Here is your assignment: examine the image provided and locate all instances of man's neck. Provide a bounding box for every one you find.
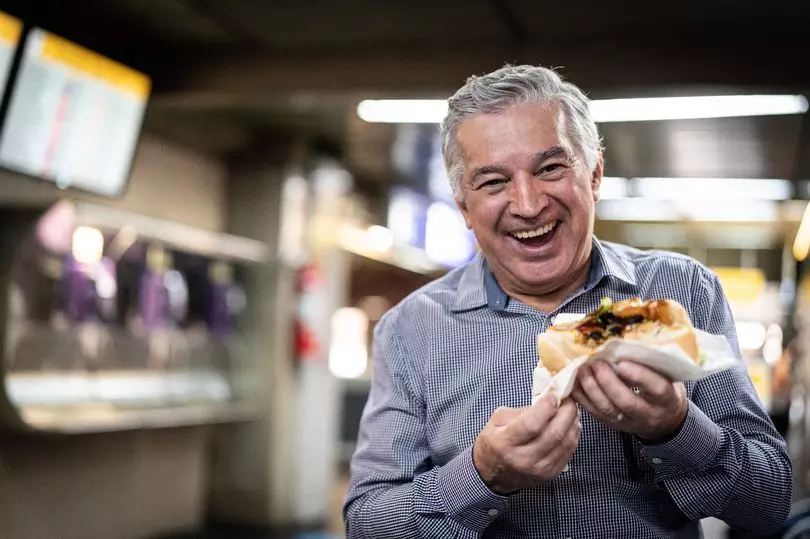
[497,258,592,314]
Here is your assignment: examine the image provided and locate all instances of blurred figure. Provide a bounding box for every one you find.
[343,65,792,538]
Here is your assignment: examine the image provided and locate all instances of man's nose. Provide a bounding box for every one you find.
[509,173,548,219]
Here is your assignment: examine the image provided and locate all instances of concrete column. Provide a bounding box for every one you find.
[290,159,353,525]
[211,139,351,529]
[208,137,305,527]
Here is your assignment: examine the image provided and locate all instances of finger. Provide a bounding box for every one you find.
[571,385,599,416]
[614,361,673,402]
[577,361,621,418]
[592,361,643,416]
[535,399,579,450]
[572,386,608,422]
[491,406,524,427]
[533,416,581,476]
[503,393,559,445]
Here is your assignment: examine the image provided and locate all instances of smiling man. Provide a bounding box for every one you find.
[343,65,792,538]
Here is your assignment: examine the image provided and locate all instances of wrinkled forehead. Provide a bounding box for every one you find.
[455,102,575,167]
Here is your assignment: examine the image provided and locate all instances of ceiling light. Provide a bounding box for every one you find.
[620,224,777,249]
[357,99,448,124]
[596,200,682,221]
[598,177,628,200]
[589,95,808,122]
[597,199,779,222]
[634,177,792,201]
[357,94,808,124]
[681,201,779,222]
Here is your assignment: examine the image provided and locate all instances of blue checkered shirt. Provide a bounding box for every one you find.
[344,239,792,538]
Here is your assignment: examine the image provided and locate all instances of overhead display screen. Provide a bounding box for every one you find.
[0,11,21,93]
[0,28,151,197]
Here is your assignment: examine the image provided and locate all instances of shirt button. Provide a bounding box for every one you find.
[651,457,663,465]
[562,464,570,472]
[487,508,499,517]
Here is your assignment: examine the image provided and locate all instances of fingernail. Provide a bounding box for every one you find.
[547,392,559,408]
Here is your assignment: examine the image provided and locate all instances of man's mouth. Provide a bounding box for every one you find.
[510,220,559,241]
[507,220,561,250]
[512,221,559,240]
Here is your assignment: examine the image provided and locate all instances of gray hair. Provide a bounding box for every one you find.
[440,64,603,201]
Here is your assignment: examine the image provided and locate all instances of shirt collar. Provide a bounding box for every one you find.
[451,238,637,313]
[589,238,637,289]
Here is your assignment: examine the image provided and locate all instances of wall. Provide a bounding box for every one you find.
[0,133,228,539]
[0,427,211,539]
[0,134,227,232]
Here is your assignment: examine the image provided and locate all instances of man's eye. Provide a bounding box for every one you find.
[481,178,507,188]
[538,164,564,175]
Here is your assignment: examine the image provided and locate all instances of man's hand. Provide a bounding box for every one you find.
[572,361,687,442]
[472,394,581,495]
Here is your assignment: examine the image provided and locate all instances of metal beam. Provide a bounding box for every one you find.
[152,41,810,100]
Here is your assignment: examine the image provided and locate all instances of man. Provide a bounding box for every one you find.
[343,65,792,538]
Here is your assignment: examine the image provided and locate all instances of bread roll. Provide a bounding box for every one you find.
[536,298,700,373]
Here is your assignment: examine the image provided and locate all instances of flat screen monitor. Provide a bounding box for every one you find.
[0,28,151,197]
[0,11,21,94]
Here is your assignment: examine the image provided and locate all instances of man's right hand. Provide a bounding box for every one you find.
[472,394,581,495]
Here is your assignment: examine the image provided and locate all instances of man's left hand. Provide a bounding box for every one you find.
[571,360,687,442]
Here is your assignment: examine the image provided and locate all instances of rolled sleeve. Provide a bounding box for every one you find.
[641,400,722,480]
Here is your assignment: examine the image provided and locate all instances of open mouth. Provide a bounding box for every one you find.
[510,220,560,248]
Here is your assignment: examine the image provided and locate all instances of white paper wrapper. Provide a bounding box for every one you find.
[531,327,738,404]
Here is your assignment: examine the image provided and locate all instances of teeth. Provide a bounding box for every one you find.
[513,221,557,239]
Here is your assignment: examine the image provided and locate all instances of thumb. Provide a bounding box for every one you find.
[491,406,525,427]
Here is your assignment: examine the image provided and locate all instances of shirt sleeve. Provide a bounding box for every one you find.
[639,265,793,535]
[343,311,509,538]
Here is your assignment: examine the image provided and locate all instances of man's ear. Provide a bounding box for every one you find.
[456,197,473,229]
[591,154,604,203]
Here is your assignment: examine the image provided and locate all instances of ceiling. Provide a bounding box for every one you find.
[2,0,809,191]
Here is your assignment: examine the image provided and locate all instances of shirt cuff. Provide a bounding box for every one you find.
[434,446,510,532]
[640,400,723,480]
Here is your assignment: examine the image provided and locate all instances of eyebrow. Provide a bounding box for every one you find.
[470,145,572,181]
[533,145,571,165]
[471,164,510,179]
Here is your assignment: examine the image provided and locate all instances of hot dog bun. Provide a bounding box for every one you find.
[536,297,700,374]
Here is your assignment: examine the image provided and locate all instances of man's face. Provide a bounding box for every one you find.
[456,101,602,295]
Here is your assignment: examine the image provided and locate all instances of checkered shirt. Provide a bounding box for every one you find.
[344,239,792,538]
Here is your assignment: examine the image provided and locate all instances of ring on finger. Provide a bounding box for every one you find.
[613,412,624,422]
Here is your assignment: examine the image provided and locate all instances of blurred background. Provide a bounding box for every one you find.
[0,1,807,538]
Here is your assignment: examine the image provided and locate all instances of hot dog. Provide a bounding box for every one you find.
[537,297,701,375]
